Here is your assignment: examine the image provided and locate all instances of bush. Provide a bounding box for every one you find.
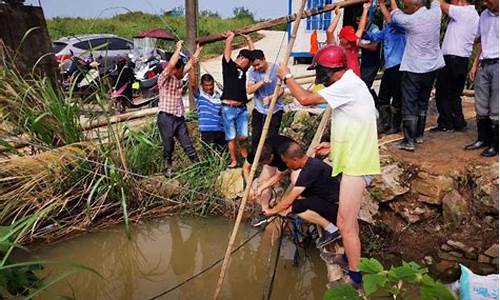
[233,6,255,20]
[324,258,457,300]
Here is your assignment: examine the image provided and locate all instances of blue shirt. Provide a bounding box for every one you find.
[361,24,382,67]
[195,89,224,132]
[364,22,406,69]
[247,63,284,114]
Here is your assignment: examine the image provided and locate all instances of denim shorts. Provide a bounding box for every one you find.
[221,105,249,140]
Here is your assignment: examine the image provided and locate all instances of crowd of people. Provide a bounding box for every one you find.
[154,0,498,289]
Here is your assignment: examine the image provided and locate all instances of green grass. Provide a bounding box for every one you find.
[0,49,84,148]
[47,12,261,57]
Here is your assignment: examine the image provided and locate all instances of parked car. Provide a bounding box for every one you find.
[53,34,134,68]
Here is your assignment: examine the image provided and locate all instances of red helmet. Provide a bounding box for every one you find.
[307,44,347,70]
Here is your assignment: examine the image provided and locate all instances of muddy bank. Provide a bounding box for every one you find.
[361,118,498,281]
[218,114,499,282]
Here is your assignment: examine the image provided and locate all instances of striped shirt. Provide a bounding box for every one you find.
[158,72,184,117]
[195,89,224,132]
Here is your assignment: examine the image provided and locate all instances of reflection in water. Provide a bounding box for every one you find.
[17,217,328,300]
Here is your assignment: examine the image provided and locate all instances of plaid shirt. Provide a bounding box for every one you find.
[158,72,184,117]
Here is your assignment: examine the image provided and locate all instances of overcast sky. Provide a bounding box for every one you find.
[25,0,288,19]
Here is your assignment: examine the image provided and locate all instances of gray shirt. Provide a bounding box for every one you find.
[442,5,479,57]
[478,9,499,60]
[391,0,445,73]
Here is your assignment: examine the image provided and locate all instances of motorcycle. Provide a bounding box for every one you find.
[110,53,189,113]
[110,55,162,113]
[60,54,113,97]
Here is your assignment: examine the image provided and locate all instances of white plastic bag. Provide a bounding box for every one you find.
[460,264,499,300]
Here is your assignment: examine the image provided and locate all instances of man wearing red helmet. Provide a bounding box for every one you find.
[278,44,380,289]
[326,3,371,77]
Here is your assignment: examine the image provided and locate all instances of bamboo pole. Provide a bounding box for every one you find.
[197,0,367,44]
[185,0,198,112]
[80,107,158,130]
[306,107,332,156]
[212,1,308,299]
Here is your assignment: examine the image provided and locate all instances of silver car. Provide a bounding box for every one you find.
[53,34,134,67]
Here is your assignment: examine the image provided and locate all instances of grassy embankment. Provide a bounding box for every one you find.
[46,11,266,58]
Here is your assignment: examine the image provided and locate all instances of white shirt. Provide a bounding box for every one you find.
[442,5,479,57]
[478,9,499,59]
[317,70,380,176]
[318,70,376,113]
[391,0,446,73]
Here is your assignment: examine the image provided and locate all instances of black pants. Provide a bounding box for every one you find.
[291,196,339,225]
[157,112,198,165]
[378,65,402,109]
[200,131,226,151]
[251,109,283,152]
[401,71,437,118]
[435,55,469,129]
[361,62,381,107]
[361,63,380,88]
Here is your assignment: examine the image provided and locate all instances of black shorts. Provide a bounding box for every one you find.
[291,196,338,225]
[200,131,226,150]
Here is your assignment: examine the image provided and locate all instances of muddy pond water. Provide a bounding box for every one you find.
[21,217,329,300]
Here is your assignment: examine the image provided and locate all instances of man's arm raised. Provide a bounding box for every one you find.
[223,31,235,63]
[162,40,183,76]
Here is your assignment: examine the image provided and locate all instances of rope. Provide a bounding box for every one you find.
[263,218,287,300]
[289,216,306,266]
[146,224,266,300]
[212,2,308,297]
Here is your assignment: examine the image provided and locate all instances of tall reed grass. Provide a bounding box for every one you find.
[0,43,83,148]
[0,34,231,243]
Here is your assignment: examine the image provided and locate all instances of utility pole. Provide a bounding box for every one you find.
[185,0,198,112]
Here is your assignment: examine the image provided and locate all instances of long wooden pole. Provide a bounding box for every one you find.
[306,108,332,156]
[212,1,308,299]
[197,0,367,44]
[185,0,198,112]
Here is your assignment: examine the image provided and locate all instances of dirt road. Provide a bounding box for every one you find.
[199,30,314,85]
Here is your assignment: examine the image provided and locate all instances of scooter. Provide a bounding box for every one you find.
[110,55,161,113]
[110,53,190,113]
[61,54,109,96]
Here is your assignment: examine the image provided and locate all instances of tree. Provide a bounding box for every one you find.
[233,6,254,20]
[200,9,220,17]
[164,6,184,17]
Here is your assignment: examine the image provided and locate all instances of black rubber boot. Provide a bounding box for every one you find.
[415,114,427,144]
[386,106,402,134]
[397,118,417,151]
[465,117,491,150]
[481,121,498,157]
[378,105,391,134]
